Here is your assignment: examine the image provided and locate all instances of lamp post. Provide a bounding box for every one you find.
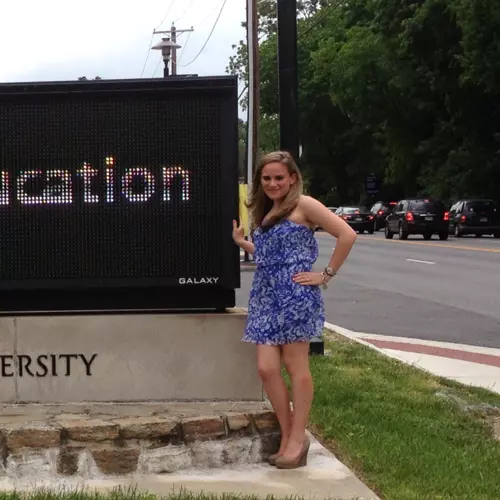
[152,38,182,77]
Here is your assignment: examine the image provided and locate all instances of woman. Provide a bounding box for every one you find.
[232,151,357,469]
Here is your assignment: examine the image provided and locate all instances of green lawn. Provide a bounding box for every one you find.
[0,490,298,500]
[308,331,500,500]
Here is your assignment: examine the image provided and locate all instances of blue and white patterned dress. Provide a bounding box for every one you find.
[242,219,325,345]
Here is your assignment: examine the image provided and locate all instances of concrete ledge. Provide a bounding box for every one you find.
[0,402,280,477]
[0,309,262,403]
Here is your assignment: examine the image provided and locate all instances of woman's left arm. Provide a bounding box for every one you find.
[293,196,357,287]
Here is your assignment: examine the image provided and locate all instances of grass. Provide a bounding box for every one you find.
[0,490,311,500]
[307,331,500,500]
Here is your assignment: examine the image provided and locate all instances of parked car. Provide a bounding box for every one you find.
[448,199,500,238]
[369,201,398,230]
[335,206,375,234]
[385,199,449,240]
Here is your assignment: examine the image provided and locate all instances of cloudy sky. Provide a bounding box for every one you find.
[0,0,245,85]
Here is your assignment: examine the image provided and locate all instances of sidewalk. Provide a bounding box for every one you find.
[326,322,500,395]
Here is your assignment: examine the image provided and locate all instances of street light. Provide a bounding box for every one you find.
[152,38,181,77]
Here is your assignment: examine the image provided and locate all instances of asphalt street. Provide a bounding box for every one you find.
[236,231,500,348]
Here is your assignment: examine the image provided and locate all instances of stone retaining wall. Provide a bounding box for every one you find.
[0,410,280,477]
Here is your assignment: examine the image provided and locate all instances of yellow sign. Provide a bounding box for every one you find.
[238,184,249,237]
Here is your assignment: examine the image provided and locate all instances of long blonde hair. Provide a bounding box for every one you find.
[246,151,303,229]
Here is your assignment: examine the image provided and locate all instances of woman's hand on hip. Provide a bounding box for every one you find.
[292,272,326,286]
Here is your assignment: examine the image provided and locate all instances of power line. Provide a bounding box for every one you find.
[153,56,163,77]
[178,30,193,63]
[238,85,247,101]
[156,0,177,30]
[140,32,156,77]
[173,0,195,24]
[192,0,225,28]
[178,0,228,67]
[298,0,341,40]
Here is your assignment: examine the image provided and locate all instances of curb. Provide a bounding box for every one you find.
[324,322,434,372]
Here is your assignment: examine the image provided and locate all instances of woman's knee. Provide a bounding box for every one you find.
[283,357,311,382]
[285,364,312,385]
[256,345,282,382]
[257,362,281,382]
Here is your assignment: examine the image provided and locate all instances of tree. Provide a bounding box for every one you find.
[228,0,500,204]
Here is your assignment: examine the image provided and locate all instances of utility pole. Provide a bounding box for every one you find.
[243,0,260,262]
[171,25,178,75]
[152,25,194,76]
[277,0,299,160]
[246,0,260,192]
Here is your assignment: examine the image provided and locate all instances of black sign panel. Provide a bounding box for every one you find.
[0,77,240,313]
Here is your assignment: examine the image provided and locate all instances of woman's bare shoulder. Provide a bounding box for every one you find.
[288,196,321,228]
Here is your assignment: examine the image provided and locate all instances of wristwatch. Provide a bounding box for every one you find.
[324,267,337,277]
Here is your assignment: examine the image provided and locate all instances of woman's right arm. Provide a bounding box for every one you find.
[238,239,255,255]
[232,220,255,255]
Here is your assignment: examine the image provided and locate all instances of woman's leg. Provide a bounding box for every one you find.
[281,341,313,459]
[256,345,293,454]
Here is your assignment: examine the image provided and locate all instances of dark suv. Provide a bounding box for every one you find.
[370,201,398,230]
[448,199,500,238]
[385,199,449,240]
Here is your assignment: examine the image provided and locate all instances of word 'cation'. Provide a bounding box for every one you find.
[0,353,98,377]
[0,158,190,205]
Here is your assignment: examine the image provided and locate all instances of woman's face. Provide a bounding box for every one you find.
[260,162,296,202]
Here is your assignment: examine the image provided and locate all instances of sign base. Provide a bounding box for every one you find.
[0,308,261,403]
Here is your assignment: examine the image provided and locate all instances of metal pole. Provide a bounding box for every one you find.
[246,0,257,192]
[171,25,177,76]
[277,0,299,159]
[244,0,259,262]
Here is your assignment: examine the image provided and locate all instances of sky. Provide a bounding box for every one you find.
[0,0,246,86]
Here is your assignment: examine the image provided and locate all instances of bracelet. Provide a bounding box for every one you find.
[324,266,337,277]
[320,272,328,290]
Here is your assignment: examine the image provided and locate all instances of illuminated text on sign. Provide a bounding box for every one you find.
[0,158,190,205]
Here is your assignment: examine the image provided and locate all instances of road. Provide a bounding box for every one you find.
[236,231,500,348]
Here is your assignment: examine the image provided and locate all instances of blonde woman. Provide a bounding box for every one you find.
[232,151,357,469]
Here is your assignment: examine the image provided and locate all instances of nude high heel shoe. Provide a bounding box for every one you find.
[275,436,310,469]
[268,452,281,465]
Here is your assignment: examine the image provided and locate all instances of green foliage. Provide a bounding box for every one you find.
[228,0,500,205]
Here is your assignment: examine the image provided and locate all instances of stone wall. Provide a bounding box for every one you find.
[0,410,280,477]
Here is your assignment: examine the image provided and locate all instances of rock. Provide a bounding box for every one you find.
[225,413,251,433]
[1,423,60,450]
[57,448,79,476]
[251,410,280,432]
[6,449,57,476]
[91,444,140,475]
[59,419,119,441]
[113,416,179,440]
[138,445,192,474]
[190,440,225,468]
[182,416,225,442]
[222,437,254,464]
[256,432,281,460]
